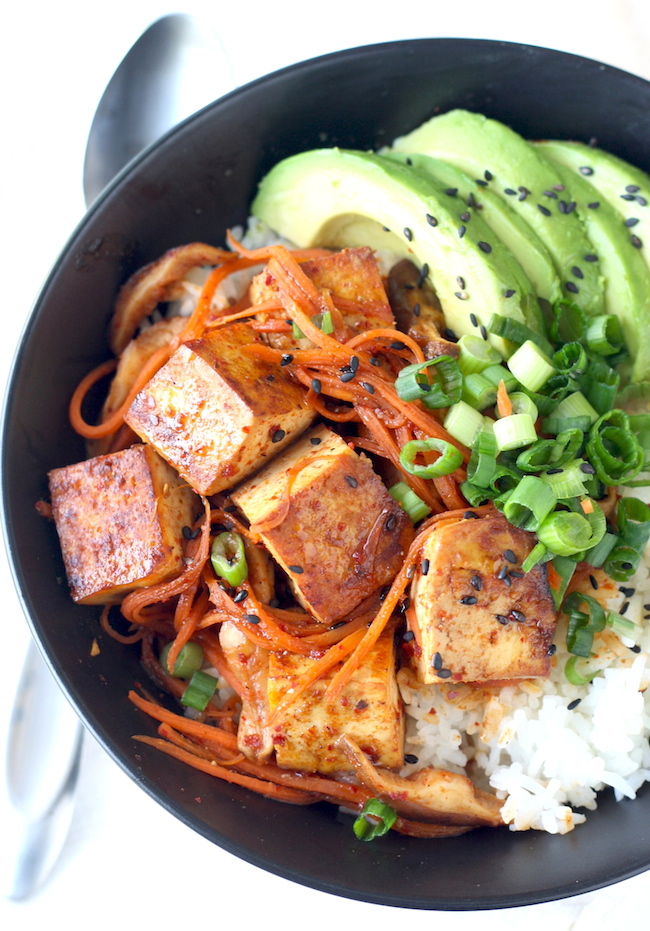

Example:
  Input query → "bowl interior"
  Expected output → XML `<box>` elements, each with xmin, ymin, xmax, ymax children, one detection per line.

<box><xmin>4</xmin><ymin>38</ymin><xmax>650</xmax><ymax>910</ymax></box>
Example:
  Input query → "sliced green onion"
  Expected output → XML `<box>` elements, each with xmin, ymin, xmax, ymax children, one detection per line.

<box><xmin>481</xmin><ymin>363</ymin><xmax>519</xmax><ymax>393</ymax></box>
<box><xmin>459</xmin><ymin>481</ymin><xmax>493</xmax><ymax>506</ymax></box>
<box><xmin>493</xmin><ymin>413</ymin><xmax>537</xmax><ymax>452</ymax></box>
<box><xmin>548</xmin><ymin>555</ymin><xmax>577</xmax><ymax>609</ymax></box>
<box><xmin>456</xmin><ymin>334</ymin><xmax>502</xmax><ymax>375</ymax></box>
<box><xmin>462</xmin><ymin>372</ymin><xmax>497</xmax><ymax>410</ymax></box>
<box><xmin>541</xmin><ymin>413</ymin><xmax>595</xmax><ymax>436</ymax></box>
<box><xmin>521</xmin><ymin>541</ymin><xmax>549</xmax><ymax>573</ymax></box>
<box><xmin>505</xmin><ymin>391</ymin><xmax>538</xmax><ymax>421</ymax></box>
<box><xmin>549</xmin><ymin>391</ymin><xmax>599</xmax><ymax>426</ymax></box>
<box><xmin>399</xmin><ymin>437</ymin><xmax>463</xmax><ymax>479</ymax></box>
<box><xmin>292</xmin><ymin>310</ymin><xmax>333</xmax><ymax>339</ymax></box>
<box><xmin>211</xmin><ymin>532</ymin><xmax>248</xmax><ymax>587</ymax></box>
<box><xmin>565</xmin><ymin>655</ymin><xmax>599</xmax><ymax>686</ymax></box>
<box><xmin>606</xmin><ymin>611</ymin><xmax>640</xmax><ymax>641</ymax></box>
<box><xmin>507</xmin><ymin>340</ymin><xmax>556</xmax><ymax>393</ymax></box>
<box><xmin>395</xmin><ymin>356</ymin><xmax>462</xmax><ymax>409</ymax></box>
<box><xmin>563</xmin><ymin>591</ymin><xmax>606</xmax><ymax>657</ymax></box>
<box><xmin>579</xmin><ymin>358</ymin><xmax>620</xmax><ymax>416</ymax></box>
<box><xmin>502</xmin><ymin>475</ymin><xmax>557</xmax><ymax>531</ymax></box>
<box><xmin>603</xmin><ymin>496</ymin><xmax>650</xmax><ymax>579</ymax></box>
<box><xmin>467</xmin><ymin>427</ymin><xmax>498</xmax><ymax>487</ymax></box>
<box><xmin>388</xmin><ymin>481</ymin><xmax>432</xmax><ymax>522</ymax></box>
<box><xmin>552</xmin><ymin>341</ymin><xmax>588</xmax><ymax>377</ymax></box>
<box><xmin>444</xmin><ymin>400</ymin><xmax>485</xmax><ymax>447</ymax></box>
<box><xmin>181</xmin><ymin>670</ymin><xmax>218</xmax><ymax>711</ymax></box>
<box><xmin>549</xmin><ymin>298</ymin><xmax>586</xmax><ymax>344</ymax></box>
<box><xmin>160</xmin><ymin>641</ymin><xmax>204</xmax><ymax>679</ymax></box>
<box><xmin>536</xmin><ymin>510</ymin><xmax>596</xmax><ymax>557</ymax></box>
<box><xmin>539</xmin><ymin>459</ymin><xmax>588</xmax><ymax>499</ymax></box>
<box><xmin>586</xmin><ymin>409</ymin><xmax>645</xmax><ymax>485</ymax></box>
<box><xmin>516</xmin><ymin>428</ymin><xmax>584</xmax><ymax>473</ymax></box>
<box><xmin>584</xmin><ymin>314</ymin><xmax>625</xmax><ymax>356</ymax></box>
<box><xmin>487</xmin><ymin>313</ymin><xmax>554</xmax><ymax>357</ymax></box>
<box><xmin>353</xmin><ymin>798</ymin><xmax>397</xmax><ymax>841</ymax></box>
<box><xmin>583</xmin><ymin>530</ymin><xmax>618</xmax><ymax>568</ymax></box>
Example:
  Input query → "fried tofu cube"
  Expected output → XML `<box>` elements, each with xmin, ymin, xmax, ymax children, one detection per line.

<box><xmin>219</xmin><ymin>621</ymin><xmax>274</xmax><ymax>763</ymax></box>
<box><xmin>125</xmin><ymin>321</ymin><xmax>315</xmax><ymax>495</ymax></box>
<box><xmin>250</xmin><ymin>247</ymin><xmax>394</xmax><ymax>351</ymax></box>
<box><xmin>267</xmin><ymin>628</ymin><xmax>404</xmax><ymax>774</ymax></box>
<box><xmin>48</xmin><ymin>444</ymin><xmax>201</xmax><ymax>604</ymax></box>
<box><xmin>408</xmin><ymin>513</ymin><xmax>557</xmax><ymax>684</ymax></box>
<box><xmin>231</xmin><ymin>424</ymin><xmax>414</xmax><ymax>624</ymax></box>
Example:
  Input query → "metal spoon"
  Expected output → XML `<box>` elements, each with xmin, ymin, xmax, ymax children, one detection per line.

<box><xmin>4</xmin><ymin>13</ymin><xmax>233</xmax><ymax>900</ymax></box>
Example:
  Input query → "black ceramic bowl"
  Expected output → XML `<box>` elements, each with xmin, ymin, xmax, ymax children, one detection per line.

<box><xmin>4</xmin><ymin>38</ymin><xmax>650</xmax><ymax>911</ymax></box>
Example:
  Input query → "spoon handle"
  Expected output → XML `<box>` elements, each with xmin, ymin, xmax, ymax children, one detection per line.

<box><xmin>3</xmin><ymin>638</ymin><xmax>83</xmax><ymax>900</ymax></box>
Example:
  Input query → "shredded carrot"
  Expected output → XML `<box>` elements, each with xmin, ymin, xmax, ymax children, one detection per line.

<box><xmin>496</xmin><ymin>378</ymin><xmax>512</xmax><ymax>418</ymax></box>
<box><xmin>581</xmin><ymin>497</ymin><xmax>595</xmax><ymax>514</ymax></box>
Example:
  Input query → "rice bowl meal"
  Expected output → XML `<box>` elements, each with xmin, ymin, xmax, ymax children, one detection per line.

<box><xmin>41</xmin><ymin>104</ymin><xmax>650</xmax><ymax>844</ymax></box>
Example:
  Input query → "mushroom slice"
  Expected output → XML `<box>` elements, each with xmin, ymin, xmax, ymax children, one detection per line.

<box><xmin>337</xmin><ymin>734</ymin><xmax>503</xmax><ymax>827</ymax></box>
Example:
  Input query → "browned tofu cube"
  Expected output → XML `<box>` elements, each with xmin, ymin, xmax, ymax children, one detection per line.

<box><xmin>408</xmin><ymin>513</ymin><xmax>557</xmax><ymax>685</ymax></box>
<box><xmin>267</xmin><ymin>628</ymin><xmax>404</xmax><ymax>774</ymax></box>
<box><xmin>250</xmin><ymin>247</ymin><xmax>394</xmax><ymax>351</ymax></box>
<box><xmin>125</xmin><ymin>321</ymin><xmax>315</xmax><ymax>495</ymax></box>
<box><xmin>231</xmin><ymin>424</ymin><xmax>414</xmax><ymax>624</ymax></box>
<box><xmin>48</xmin><ymin>444</ymin><xmax>201</xmax><ymax>604</ymax></box>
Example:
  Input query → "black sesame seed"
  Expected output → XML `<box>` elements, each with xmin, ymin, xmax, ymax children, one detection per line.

<box><xmin>454</xmin><ymin>291</ymin><xmax>468</xmax><ymax>300</ymax></box>
<box><xmin>463</xmin><ymin>510</ymin><xmax>479</xmax><ymax>519</ymax></box>
<box><xmin>567</xmin><ymin>698</ymin><xmax>582</xmax><ymax>710</ymax></box>
<box><xmin>339</xmin><ymin>369</ymin><xmax>356</xmax><ymax>383</ymax></box>
<box><xmin>311</xmin><ymin>378</ymin><xmax>322</xmax><ymax>393</ymax></box>
<box><xmin>426</xmin><ymin>214</ymin><xmax>438</xmax><ymax>227</ymax></box>
<box><xmin>233</xmin><ymin>590</ymin><xmax>249</xmax><ymax>603</ymax></box>
<box><xmin>518</xmin><ymin>186</ymin><xmax>530</xmax><ymax>201</ymax></box>
<box><xmin>504</xmin><ymin>188</ymin><xmax>517</xmax><ymax>195</ymax></box>
<box><xmin>460</xmin><ymin>595</ymin><xmax>478</xmax><ymax>605</ymax></box>
<box><xmin>630</xmin><ymin>645</ymin><xmax>642</xmax><ymax>654</ymax></box>
<box><xmin>626</xmin><ymin>184</ymin><xmax>640</xmax><ymax>193</ymax></box>
<box><xmin>537</xmin><ymin>204</ymin><xmax>551</xmax><ymax>216</ymax></box>
<box><xmin>404</xmin><ymin>227</ymin><xmax>413</xmax><ymax>241</ymax></box>
<box><xmin>310</xmin><ymin>436</ymin><xmax>322</xmax><ymax>445</ymax></box>
<box><xmin>460</xmin><ymin>211</ymin><xmax>471</xmax><ymax>222</ymax></box>
<box><xmin>558</xmin><ymin>200</ymin><xmax>568</xmax><ymax>214</ymax></box>
<box><xmin>546</xmin><ymin>467</ymin><xmax>564</xmax><ymax>475</ymax></box>
<box><xmin>437</xmin><ymin>668</ymin><xmax>452</xmax><ymax>679</ymax></box>
<box><xmin>349</xmin><ymin>355</ymin><xmax>360</xmax><ymax>373</ymax></box>
<box><xmin>588</xmin><ymin>202</ymin><xmax>600</xmax><ymax>209</ymax></box>
<box><xmin>497</xmin><ymin>566</ymin><xmax>510</xmax><ymax>580</ymax></box>
<box><xmin>566</xmin><ymin>281</ymin><xmax>579</xmax><ymax>293</ymax></box>
<box><xmin>636</xmin><ymin>196</ymin><xmax>647</xmax><ymax>206</ymax></box>
<box><xmin>478</xmin><ymin>240</ymin><xmax>492</xmax><ymax>253</ymax></box>
<box><xmin>400</xmin><ymin>597</ymin><xmax>411</xmax><ymax>613</ymax></box>
<box><xmin>580</xmin><ymin>462</ymin><xmax>596</xmax><ymax>474</ymax></box>
<box><xmin>404</xmin><ymin>753</ymin><xmax>419</xmax><ymax>764</ymax></box>
<box><xmin>190</xmin><ymin>527</ymin><xmax>201</xmax><ymax>539</ymax></box>
<box><xmin>509</xmin><ymin>570</ymin><xmax>524</xmax><ymax>579</ymax></box>
<box><xmin>621</xmin><ymin>601</ymin><xmax>630</xmax><ymax>615</ymax></box>
<box><xmin>287</xmin><ymin>565</ymin><xmax>304</xmax><ymax>573</ymax></box>
<box><xmin>495</xmin><ymin>614</ymin><xmax>510</xmax><ymax>625</ymax></box>
<box><xmin>548</xmin><ymin>643</ymin><xmax>557</xmax><ymax>656</ymax></box>
<box><xmin>484</xmin><ymin>169</ymin><xmax>493</xmax><ymax>181</ymax></box>
<box><xmin>182</xmin><ymin>525</ymin><xmax>192</xmax><ymax>540</ymax></box>
<box><xmin>589</xmin><ymin>575</ymin><xmax>599</xmax><ymax>590</ymax></box>
<box><xmin>457</xmin><ymin>275</ymin><xmax>466</xmax><ymax>289</ymax></box>
<box><xmin>403</xmin><ymin>630</ymin><xmax>415</xmax><ymax>642</ymax></box>
<box><xmin>331</xmin><ymin>621</ymin><xmax>347</xmax><ymax>629</ymax></box>
<box><xmin>622</xmin><ymin>562</ymin><xmax>633</xmax><ymax>570</ymax></box>
<box><xmin>280</xmin><ymin>353</ymin><xmax>293</xmax><ymax>365</ymax></box>
<box><xmin>511</xmin><ymin>610</ymin><xmax>526</xmax><ymax>623</ymax></box>
<box><xmin>244</xmin><ymin>614</ymin><xmax>261</xmax><ymax>624</ymax></box>
<box><xmin>458</xmin><ymin>225</ymin><xmax>466</xmax><ymax>238</ymax></box>
<box><xmin>565</xmin><ymin>201</ymin><xmax>577</xmax><ymax>214</ymax></box>
<box><xmin>625</xmin><ymin>217</ymin><xmax>640</xmax><ymax>227</ymax></box>
<box><xmin>480</xmin><ymin>325</ymin><xmax>488</xmax><ymax>340</ymax></box>
<box><xmin>345</xmin><ymin>475</ymin><xmax>358</xmax><ymax>489</ymax></box>
<box><xmin>470</xmin><ymin>575</ymin><xmax>483</xmax><ymax>590</ymax></box>
<box><xmin>579</xmin><ymin>166</ymin><xmax>594</xmax><ymax>175</ymax></box>
<box><xmin>584</xmin><ymin>254</ymin><xmax>598</xmax><ymax>262</ymax></box>
<box><xmin>544</xmin><ymin>189</ymin><xmax>558</xmax><ymax>199</ymax></box>
<box><xmin>443</xmin><ymin>328</ymin><xmax>458</xmax><ymax>341</ymax></box>
<box><xmin>504</xmin><ymin>289</ymin><xmax>516</xmax><ymax>298</ymax></box>
<box><xmin>621</xmin><ymin>193</ymin><xmax>636</xmax><ymax>201</ymax></box>
<box><xmin>385</xmin><ymin>514</ymin><xmax>397</xmax><ymax>532</ymax></box>
<box><xmin>470</xmin><ymin>312</ymin><xmax>478</xmax><ymax>327</ymax></box>
<box><xmin>553</xmin><ymin>184</ymin><xmax>565</xmax><ymax>192</ymax></box>
<box><xmin>271</xmin><ymin>429</ymin><xmax>285</xmax><ymax>443</ymax></box>
<box><xmin>631</xmin><ymin>234</ymin><xmax>643</xmax><ymax>248</ymax></box>
<box><xmin>361</xmin><ymin>381</ymin><xmax>375</xmax><ymax>394</ymax></box>
<box><xmin>421</xmin><ymin>558</ymin><xmax>430</xmax><ymax>576</ymax></box>
<box><xmin>418</xmin><ymin>263</ymin><xmax>430</xmax><ymax>285</ymax></box>
<box><xmin>504</xmin><ymin>549</ymin><xmax>517</xmax><ymax>564</ymax></box>
<box><xmin>619</xmin><ymin>586</ymin><xmax>635</xmax><ymax>597</ymax></box>
<box><xmin>432</xmin><ymin>652</ymin><xmax>443</xmax><ymax>670</ymax></box>
<box><xmin>413</xmin><ymin>303</ymin><xmax>421</xmax><ymax>317</ymax></box>
<box><xmin>390</xmin><ymin>340</ymin><xmax>406</xmax><ymax>350</ymax></box>
<box><xmin>572</xmin><ymin>266</ymin><xmax>584</xmax><ymax>279</ymax></box>
<box><xmin>445</xmin><ymin>187</ymin><xmax>458</xmax><ymax>197</ymax></box>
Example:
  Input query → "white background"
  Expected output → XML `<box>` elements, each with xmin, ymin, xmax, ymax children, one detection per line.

<box><xmin>3</xmin><ymin>0</ymin><xmax>650</xmax><ymax>927</ymax></box>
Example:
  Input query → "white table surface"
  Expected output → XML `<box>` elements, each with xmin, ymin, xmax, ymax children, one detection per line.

<box><xmin>3</xmin><ymin>1</ymin><xmax>650</xmax><ymax>926</ymax></box>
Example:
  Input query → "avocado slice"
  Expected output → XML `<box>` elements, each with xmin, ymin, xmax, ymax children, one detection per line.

<box><xmin>532</xmin><ymin>150</ymin><xmax>650</xmax><ymax>383</ymax></box>
<box><xmin>384</xmin><ymin>151</ymin><xmax>561</xmax><ymax>307</ymax></box>
<box><xmin>251</xmin><ymin>147</ymin><xmax>543</xmax><ymax>353</ymax></box>
<box><xmin>534</xmin><ymin>139</ymin><xmax>650</xmax><ymax>271</ymax></box>
<box><xmin>391</xmin><ymin>109</ymin><xmax>605</xmax><ymax>316</ymax></box>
